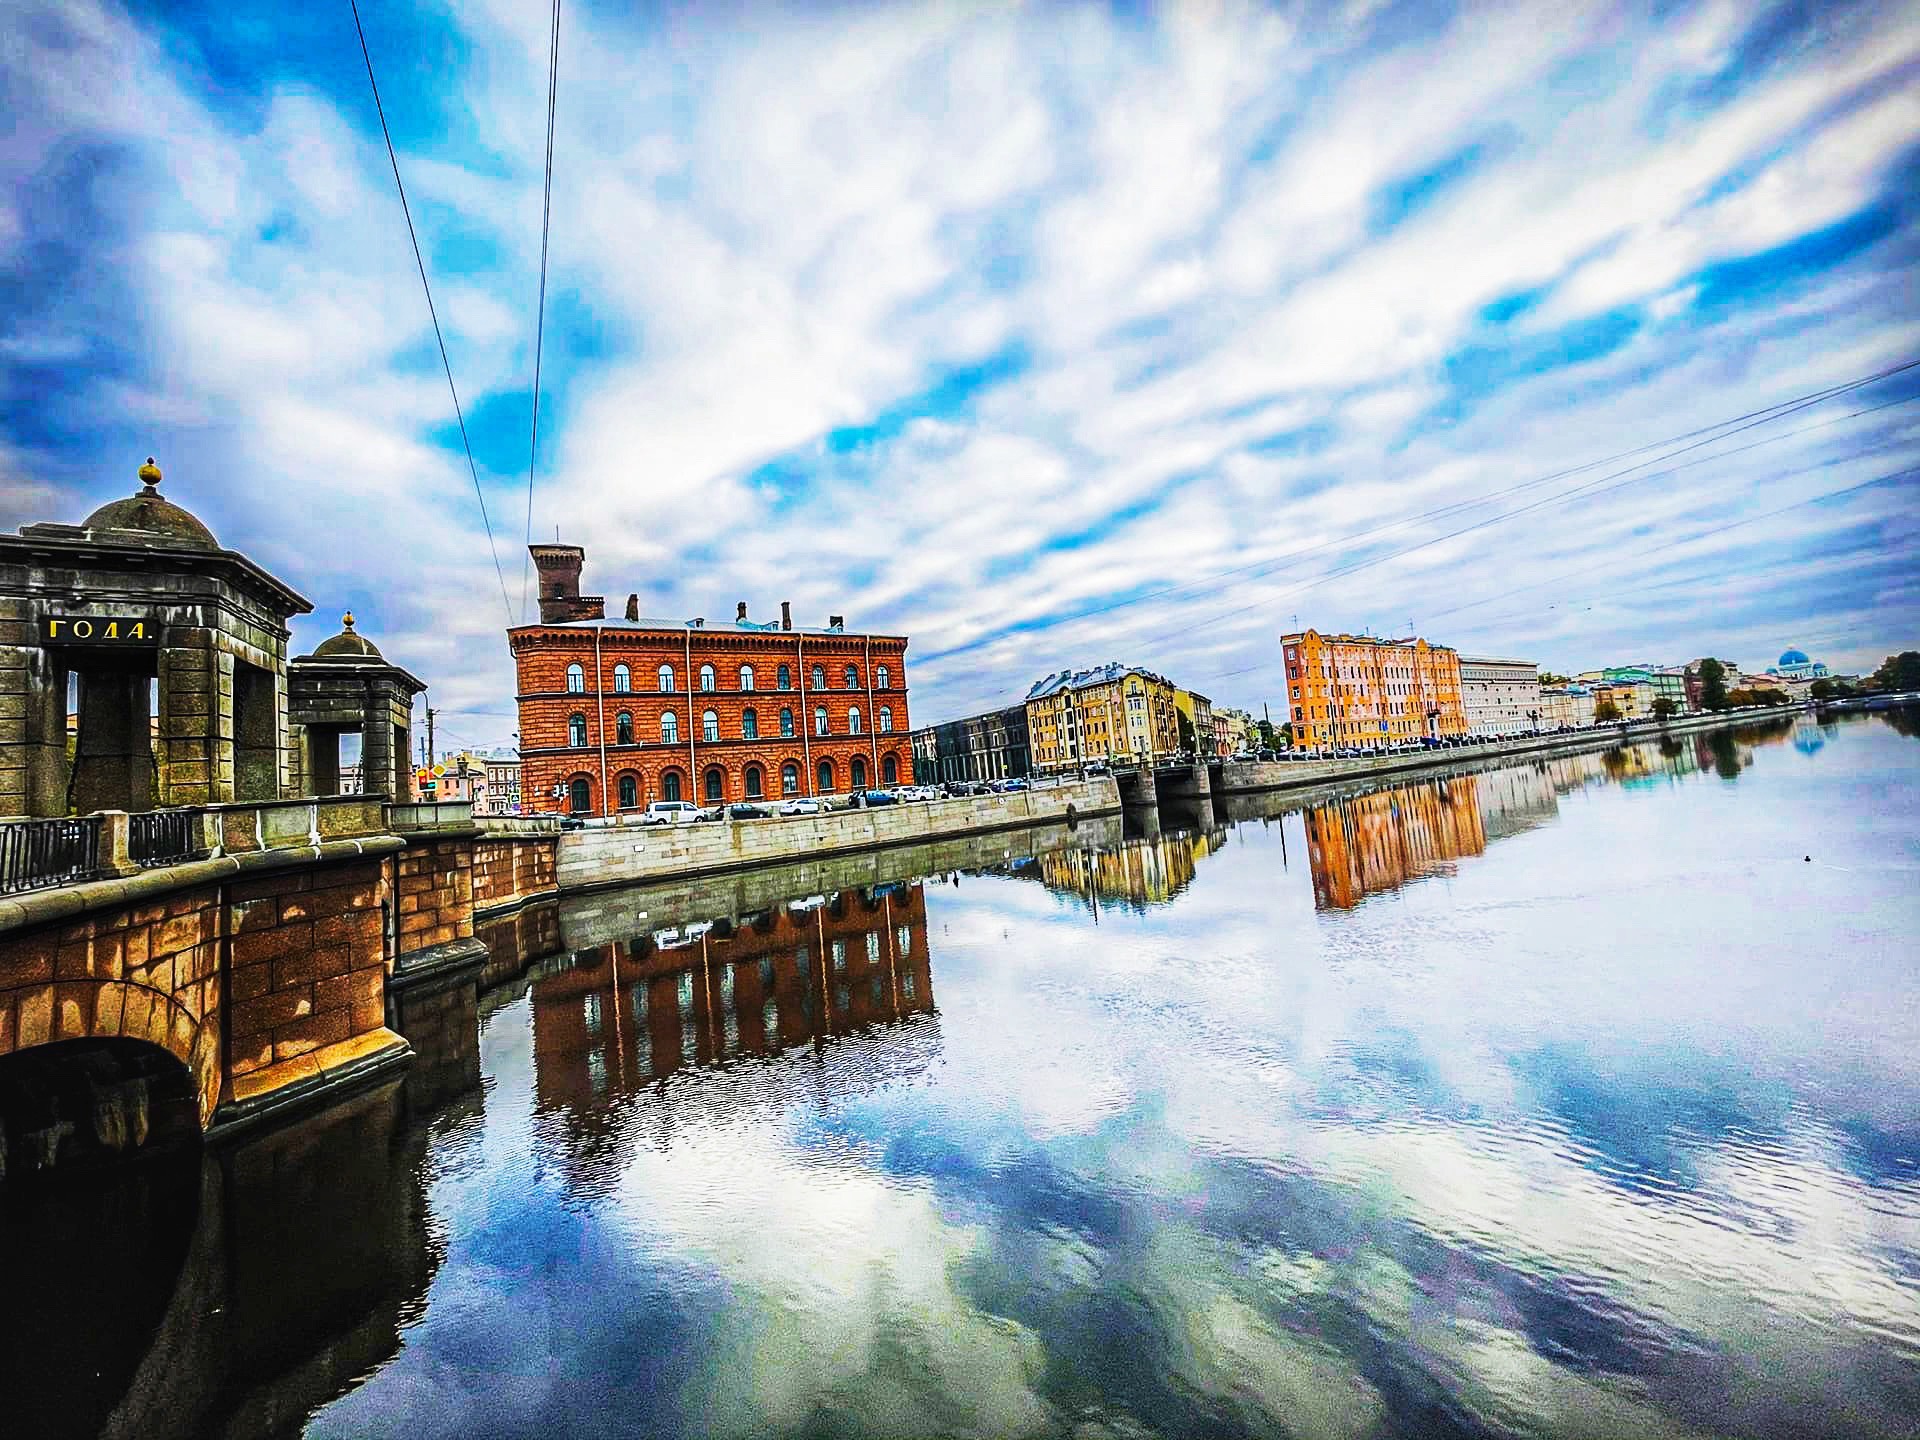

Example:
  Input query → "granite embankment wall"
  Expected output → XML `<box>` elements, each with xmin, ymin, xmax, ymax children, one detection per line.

<box><xmin>1217</xmin><ymin>709</ymin><xmax>1786</xmax><ymax>795</ymax></box>
<box><xmin>555</xmin><ymin>778</ymin><xmax>1120</xmax><ymax>893</ymax></box>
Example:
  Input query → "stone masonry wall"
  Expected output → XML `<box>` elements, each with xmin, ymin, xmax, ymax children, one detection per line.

<box><xmin>395</xmin><ymin>839</ymin><xmax>474</xmax><ymax>955</ymax></box>
<box><xmin>471</xmin><ymin>836</ymin><xmax>558</xmax><ymax>916</ymax></box>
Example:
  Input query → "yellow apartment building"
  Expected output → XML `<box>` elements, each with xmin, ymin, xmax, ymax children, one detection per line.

<box><xmin>1026</xmin><ymin>664</ymin><xmax>1180</xmax><ymax>771</ymax></box>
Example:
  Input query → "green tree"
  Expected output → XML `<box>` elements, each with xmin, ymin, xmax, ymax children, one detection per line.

<box><xmin>1871</xmin><ymin>650</ymin><xmax>1920</xmax><ymax>693</ymax></box>
<box><xmin>1594</xmin><ymin>699</ymin><xmax>1622</xmax><ymax>723</ymax></box>
<box><xmin>1539</xmin><ymin>671</ymin><xmax>1569</xmax><ymax>687</ymax></box>
<box><xmin>1651</xmin><ymin>696</ymin><xmax>1677</xmax><ymax>721</ymax></box>
<box><xmin>1698</xmin><ymin>657</ymin><xmax>1729</xmax><ymax>711</ymax></box>
<box><xmin>1809</xmin><ymin>678</ymin><xmax>1834</xmax><ymax>701</ymax></box>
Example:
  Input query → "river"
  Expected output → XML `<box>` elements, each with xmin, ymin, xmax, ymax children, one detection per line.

<box><xmin>5</xmin><ymin>710</ymin><xmax>1917</xmax><ymax>1439</ymax></box>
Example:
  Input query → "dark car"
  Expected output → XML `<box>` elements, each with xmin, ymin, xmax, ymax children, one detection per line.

<box><xmin>851</xmin><ymin>789</ymin><xmax>899</xmax><ymax>807</ymax></box>
<box><xmin>728</xmin><ymin>802</ymin><xmax>773</xmax><ymax>820</ymax></box>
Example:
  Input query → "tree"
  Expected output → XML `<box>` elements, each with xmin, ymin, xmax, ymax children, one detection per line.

<box><xmin>1539</xmin><ymin>671</ymin><xmax>1569</xmax><ymax>687</ymax></box>
<box><xmin>1594</xmin><ymin>699</ymin><xmax>1622</xmax><ymax>723</ymax></box>
<box><xmin>1698</xmin><ymin>657</ymin><xmax>1729</xmax><ymax>711</ymax></box>
<box><xmin>1651</xmin><ymin>696</ymin><xmax>1677</xmax><ymax>721</ymax></box>
<box><xmin>1810</xmin><ymin>678</ymin><xmax>1835</xmax><ymax>701</ymax></box>
<box><xmin>1871</xmin><ymin>650</ymin><xmax>1920</xmax><ymax>693</ymax></box>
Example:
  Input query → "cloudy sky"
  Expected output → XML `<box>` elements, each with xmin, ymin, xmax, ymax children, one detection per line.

<box><xmin>3</xmin><ymin>0</ymin><xmax>1916</xmax><ymax>746</ymax></box>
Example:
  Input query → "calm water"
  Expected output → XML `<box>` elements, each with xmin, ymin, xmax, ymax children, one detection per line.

<box><xmin>6</xmin><ymin>713</ymin><xmax>1919</xmax><ymax>1439</ymax></box>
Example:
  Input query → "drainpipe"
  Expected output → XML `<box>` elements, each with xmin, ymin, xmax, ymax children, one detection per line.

<box><xmin>798</xmin><ymin>634</ymin><xmax>813</xmax><ymax>794</ymax></box>
<box><xmin>595</xmin><ymin>627</ymin><xmax>609</xmax><ymax>817</ymax></box>
<box><xmin>684</xmin><ymin>627</ymin><xmax>697</xmax><ymax>803</ymax></box>
<box><xmin>864</xmin><ymin>634</ymin><xmax>879</xmax><ymax>780</ymax></box>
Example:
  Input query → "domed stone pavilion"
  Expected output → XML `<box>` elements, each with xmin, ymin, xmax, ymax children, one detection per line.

<box><xmin>287</xmin><ymin>612</ymin><xmax>425</xmax><ymax>800</ymax></box>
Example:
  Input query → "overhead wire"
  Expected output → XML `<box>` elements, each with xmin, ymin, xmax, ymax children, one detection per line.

<box><xmin>348</xmin><ymin>0</ymin><xmax>515</xmax><ymax>628</ymax></box>
<box><xmin>521</xmin><ymin>0</ymin><xmax>563</xmax><ymax>624</ymax></box>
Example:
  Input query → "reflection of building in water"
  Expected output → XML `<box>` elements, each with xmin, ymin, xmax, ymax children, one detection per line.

<box><xmin>1471</xmin><ymin>763</ymin><xmax>1564</xmax><ymax>841</ymax></box>
<box><xmin>1306</xmin><ymin>776</ymin><xmax>1487</xmax><ymax>910</ymax></box>
<box><xmin>531</xmin><ymin>884</ymin><xmax>934</xmax><ymax>1122</ymax></box>
<box><xmin>1030</xmin><ymin>827</ymin><xmax>1224</xmax><ymax>910</ymax></box>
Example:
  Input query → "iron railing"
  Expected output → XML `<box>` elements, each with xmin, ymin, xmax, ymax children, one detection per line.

<box><xmin>129</xmin><ymin>809</ymin><xmax>205</xmax><ymax>868</ymax></box>
<box><xmin>0</xmin><ymin>816</ymin><xmax>103</xmax><ymax>894</ymax></box>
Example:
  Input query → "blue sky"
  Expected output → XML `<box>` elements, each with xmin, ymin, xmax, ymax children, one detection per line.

<box><xmin>2</xmin><ymin>0</ymin><xmax>1916</xmax><ymax>744</ymax></box>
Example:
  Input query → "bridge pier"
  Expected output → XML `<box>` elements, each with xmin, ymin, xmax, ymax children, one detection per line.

<box><xmin>1116</xmin><ymin>767</ymin><xmax>1159</xmax><ymax>807</ymax></box>
<box><xmin>1155</xmin><ymin>762</ymin><xmax>1212</xmax><ymax>801</ymax></box>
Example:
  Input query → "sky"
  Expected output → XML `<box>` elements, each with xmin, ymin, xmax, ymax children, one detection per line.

<box><xmin>2</xmin><ymin>0</ymin><xmax>1916</xmax><ymax>748</ymax></box>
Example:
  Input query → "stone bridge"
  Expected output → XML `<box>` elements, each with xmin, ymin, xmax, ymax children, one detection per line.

<box><xmin>0</xmin><ymin>798</ymin><xmax>556</xmax><ymax>1180</ymax></box>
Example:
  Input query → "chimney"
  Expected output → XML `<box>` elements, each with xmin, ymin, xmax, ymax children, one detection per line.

<box><xmin>780</xmin><ymin>601</ymin><xmax>792</xmax><ymax>631</ymax></box>
<box><xmin>736</xmin><ymin>601</ymin><xmax>748</xmax><ymax>622</ymax></box>
<box><xmin>625</xmin><ymin>593</ymin><xmax>639</xmax><ymax>622</ymax></box>
<box><xmin>527</xmin><ymin>543</ymin><xmax>604</xmax><ymax>623</ymax></box>
<box><xmin>829</xmin><ymin>614</ymin><xmax>845</xmax><ymax>630</ymax></box>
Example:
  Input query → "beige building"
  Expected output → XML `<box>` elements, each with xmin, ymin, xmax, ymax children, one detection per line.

<box><xmin>1541</xmin><ymin>685</ymin><xmax>1596</xmax><ymax>727</ymax></box>
<box><xmin>1026</xmin><ymin>664</ymin><xmax>1180</xmax><ymax>771</ymax></box>
<box><xmin>1459</xmin><ymin>656</ymin><xmax>1542</xmax><ymax>736</ymax></box>
<box><xmin>1173</xmin><ymin>689</ymin><xmax>1215</xmax><ymax>757</ymax></box>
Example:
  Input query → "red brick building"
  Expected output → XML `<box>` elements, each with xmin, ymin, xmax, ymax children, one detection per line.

<box><xmin>511</xmin><ymin>545</ymin><xmax>912</xmax><ymax>816</ymax></box>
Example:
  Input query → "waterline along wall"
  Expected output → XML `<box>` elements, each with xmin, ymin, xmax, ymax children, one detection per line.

<box><xmin>554</xmin><ymin>777</ymin><xmax>1120</xmax><ymax>892</ymax></box>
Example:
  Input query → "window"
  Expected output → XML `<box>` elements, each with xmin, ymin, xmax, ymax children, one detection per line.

<box><xmin>566</xmin><ymin>663</ymin><xmax>585</xmax><ymax>693</ymax></box>
<box><xmin>740</xmin><ymin>665</ymin><xmax>755</xmax><ymax>691</ymax></box>
<box><xmin>882</xmin><ymin>754</ymin><xmax>898</xmax><ymax>784</ymax></box>
<box><xmin>832</xmin><ymin>939</ymin><xmax>846</xmax><ymax>972</ymax></box>
<box><xmin>814</xmin><ymin>706</ymin><xmax>829</xmax><ymax>736</ymax></box>
<box><xmin>876</xmin><ymin>665</ymin><xmax>890</xmax><ymax>690</ymax></box>
<box><xmin>811</xmin><ymin>665</ymin><xmax>825</xmax><ymax>690</ymax></box>
<box><xmin>780</xmin><ymin>706</ymin><xmax>795</xmax><ymax>737</ymax></box>
<box><xmin>817</xmin><ymin>758</ymin><xmax>834</xmax><ymax>793</ymax></box>
<box><xmin>742</xmin><ymin>707</ymin><xmax>758</xmax><ymax>739</ymax></box>
<box><xmin>616</xmin><ymin>711</ymin><xmax>633</xmax><ymax>745</ymax></box>
<box><xmin>699</xmin><ymin>664</ymin><xmax>716</xmax><ymax>691</ymax></box>
<box><xmin>851</xmin><ymin>757</ymin><xmax>867</xmax><ymax>789</ymax></box>
<box><xmin>702</xmin><ymin>709</ymin><xmax>719</xmax><ymax>742</ymax></box>
<box><xmin>661</xmin><ymin>769</ymin><xmax>683</xmax><ymax>802</ymax></box>
<box><xmin>844</xmin><ymin>665</ymin><xmax>858</xmax><ymax>689</ymax></box>
<box><xmin>658</xmin><ymin>665</ymin><xmax>675</xmax><ymax>692</ymax></box>
<box><xmin>614</xmin><ymin>664</ymin><xmax>631</xmax><ymax>693</ymax></box>
<box><xmin>896</xmin><ymin>924</ymin><xmax>911</xmax><ymax>955</ymax></box>
<box><xmin>782</xmin><ymin>762</ymin><xmax>800</xmax><ymax>796</ymax></box>
<box><xmin>703</xmin><ymin>766</ymin><xmax>724</xmax><ymax>802</ymax></box>
<box><xmin>569</xmin><ymin>713</ymin><xmax>587</xmax><ymax>748</ymax></box>
<box><xmin>866</xmin><ymin>932</ymin><xmax>880</xmax><ymax>965</ymax></box>
<box><xmin>778</xmin><ymin>664</ymin><xmax>792</xmax><ymax>691</ymax></box>
<box><xmin>661</xmin><ymin>711</ymin><xmax>679</xmax><ymax>744</ymax></box>
<box><xmin>568</xmin><ymin>776</ymin><xmax>590</xmax><ymax>814</ymax></box>
<box><xmin>744</xmin><ymin>764</ymin><xmax>764</xmax><ymax>799</ymax></box>
<box><xmin>849</xmin><ymin>706</ymin><xmax>863</xmax><ymax>735</ymax></box>
<box><xmin>879</xmin><ymin>706</ymin><xmax>893</xmax><ymax>733</ymax></box>
<box><xmin>618</xmin><ymin>773</ymin><xmax>638</xmax><ymax>809</ymax></box>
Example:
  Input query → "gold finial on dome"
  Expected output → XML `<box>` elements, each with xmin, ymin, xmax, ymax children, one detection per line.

<box><xmin>137</xmin><ymin>456</ymin><xmax>162</xmax><ymax>491</ymax></box>
<box><xmin>342</xmin><ymin>611</ymin><xmax>356</xmax><ymax>631</ymax></box>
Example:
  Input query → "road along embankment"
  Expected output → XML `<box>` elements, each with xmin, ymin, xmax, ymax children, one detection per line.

<box><xmin>1217</xmin><ymin>708</ymin><xmax>1794</xmax><ymax>795</ymax></box>
<box><xmin>555</xmin><ymin>777</ymin><xmax>1121</xmax><ymax>893</ymax></box>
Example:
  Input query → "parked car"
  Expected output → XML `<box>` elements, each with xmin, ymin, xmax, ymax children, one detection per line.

<box><xmin>642</xmin><ymin>800</ymin><xmax>702</xmax><ymax>825</ymax></box>
<box><xmin>778</xmin><ymin>797</ymin><xmax>822</xmax><ymax>816</ymax></box>
<box><xmin>851</xmin><ymin>789</ymin><xmax>899</xmax><ymax>807</ymax></box>
<box><xmin>1085</xmin><ymin>761</ymin><xmax>1110</xmax><ymax>776</ymax></box>
<box><xmin>727</xmin><ymin>802</ymin><xmax>773</xmax><ymax>820</ymax></box>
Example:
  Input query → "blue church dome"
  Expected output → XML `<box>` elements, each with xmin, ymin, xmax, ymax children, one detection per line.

<box><xmin>1779</xmin><ymin>648</ymin><xmax>1810</xmax><ymax>667</ymax></box>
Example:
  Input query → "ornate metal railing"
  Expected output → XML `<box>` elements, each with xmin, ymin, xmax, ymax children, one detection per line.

<box><xmin>128</xmin><ymin>809</ymin><xmax>206</xmax><ymax>869</ymax></box>
<box><xmin>0</xmin><ymin>816</ymin><xmax>103</xmax><ymax>894</ymax></box>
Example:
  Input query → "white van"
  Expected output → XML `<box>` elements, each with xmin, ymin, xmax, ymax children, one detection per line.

<box><xmin>642</xmin><ymin>800</ymin><xmax>701</xmax><ymax>826</ymax></box>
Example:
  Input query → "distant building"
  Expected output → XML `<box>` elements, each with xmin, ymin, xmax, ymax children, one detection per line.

<box><xmin>1579</xmin><ymin>665</ymin><xmax>1685</xmax><ymax>717</ymax></box>
<box><xmin>1459</xmin><ymin>656</ymin><xmax>1542</xmax><ymax>735</ymax></box>
<box><xmin>1025</xmin><ymin>664</ymin><xmax>1179</xmax><ymax>771</ymax></box>
<box><xmin>1541</xmin><ymin>684</ymin><xmax>1595</xmax><ymax>728</ymax></box>
<box><xmin>1173</xmin><ymin>688</ymin><xmax>1215</xmax><ymax>756</ymax></box>
<box><xmin>480</xmin><ymin>747</ymin><xmax>522</xmax><ymax>815</ymax></box>
<box><xmin>1215</xmin><ymin>706</ymin><xmax>1258</xmax><ymax>754</ymax></box>
<box><xmin>1282</xmin><ymin>630</ymin><xmax>1467</xmax><ymax>750</ymax></box>
<box><xmin>1768</xmin><ymin>647</ymin><xmax>1829</xmax><ymax>682</ymax></box>
<box><xmin>909</xmin><ymin>703</ymin><xmax>1030</xmax><ymax>785</ymax></box>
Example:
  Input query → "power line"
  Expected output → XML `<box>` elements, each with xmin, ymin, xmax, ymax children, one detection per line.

<box><xmin>349</xmin><ymin>0</ymin><xmax>515</xmax><ymax>628</ymax></box>
<box><xmin>521</xmin><ymin>0</ymin><xmax>563</xmax><ymax>624</ymax></box>
<box><xmin>916</xmin><ymin>356</ymin><xmax>1920</xmax><ymax>667</ymax></box>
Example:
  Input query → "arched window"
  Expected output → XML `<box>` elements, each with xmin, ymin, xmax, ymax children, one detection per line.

<box><xmin>817</xmin><ymin>758</ymin><xmax>835</xmax><ymax>793</ymax></box>
<box><xmin>699</xmin><ymin>664</ymin><xmax>716</xmax><ymax>692</ymax></box>
<box><xmin>613</xmin><ymin>664</ymin><xmax>631</xmax><ymax>693</ymax></box>
<box><xmin>876</xmin><ymin>665</ymin><xmax>890</xmax><ymax>690</ymax></box>
<box><xmin>742</xmin><ymin>707</ymin><xmax>758</xmax><ymax>739</ymax></box>
<box><xmin>702</xmin><ymin>709</ymin><xmax>719</xmax><ymax>742</ymax></box>
<box><xmin>618</xmin><ymin>773</ymin><xmax>639</xmax><ymax>810</ymax></box>
<box><xmin>568</xmin><ymin>776</ymin><xmax>591</xmax><ymax>814</ymax></box>
<box><xmin>811</xmin><ymin>665</ymin><xmax>825</xmax><ymax>690</ymax></box>
<box><xmin>658</xmin><ymin>664</ymin><xmax>675</xmax><ymax>692</ymax></box>
<box><xmin>851</xmin><ymin>757</ymin><xmax>867</xmax><ymax>790</ymax></box>
<box><xmin>661</xmin><ymin>769</ymin><xmax>683</xmax><ymax>802</ymax></box>
<box><xmin>778</xmin><ymin>664</ymin><xmax>792</xmax><ymax>691</ymax></box>
<box><xmin>882</xmin><ymin>754</ymin><xmax>898</xmax><ymax>784</ymax></box>
<box><xmin>814</xmin><ymin>706</ymin><xmax>829</xmax><ymax>736</ymax></box>
<box><xmin>740</xmin><ymin>665</ymin><xmax>755</xmax><ymax>691</ymax></box>
<box><xmin>744</xmin><ymin>764</ymin><xmax>764</xmax><ymax>799</ymax></box>
<box><xmin>703</xmin><ymin>766</ymin><xmax>725</xmax><ymax>802</ymax></box>
<box><xmin>616</xmin><ymin>711</ymin><xmax>633</xmax><ymax>745</ymax></box>
<box><xmin>781</xmin><ymin>762</ymin><xmax>800</xmax><ymax>796</ymax></box>
<box><xmin>569</xmin><ymin>713</ymin><xmax>587</xmax><ymax>748</ymax></box>
<box><xmin>879</xmin><ymin>706</ymin><xmax>893</xmax><ymax>733</ymax></box>
<box><xmin>566</xmin><ymin>663</ymin><xmax>585</xmax><ymax>693</ymax></box>
<box><xmin>661</xmin><ymin>712</ymin><xmax>679</xmax><ymax>744</ymax></box>
<box><xmin>844</xmin><ymin>665</ymin><xmax>859</xmax><ymax>689</ymax></box>
<box><xmin>780</xmin><ymin>706</ymin><xmax>795</xmax><ymax>737</ymax></box>
<box><xmin>849</xmin><ymin>706</ymin><xmax>863</xmax><ymax>735</ymax></box>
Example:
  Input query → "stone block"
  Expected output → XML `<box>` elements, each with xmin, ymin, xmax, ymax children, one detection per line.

<box><xmin>352</xmin><ymin>996</ymin><xmax>386</xmax><ymax>1034</ymax></box>
<box><xmin>314</xmin><ymin>972</ymin><xmax>354</xmax><ymax>1015</ymax></box>
<box><xmin>152</xmin><ymin>911</ymin><xmax>207</xmax><ymax>959</ymax></box>
<box><xmin>231</xmin><ymin>987</ymin><xmax>312</xmax><ymax>1040</ymax></box>
<box><xmin>17</xmin><ymin>985</ymin><xmax>53</xmax><ymax>1048</ymax></box>
<box><xmin>0</xmin><ymin>935</ymin><xmax>55</xmax><ymax>990</ymax></box>
<box><xmin>231</xmin><ymin>871</ymin><xmax>308</xmax><ymax>903</ymax></box>
<box><xmin>229</xmin><ymin>897</ymin><xmax>278</xmax><ymax>934</ymax></box>
<box><xmin>275</xmin><ymin>1006</ymin><xmax>350</xmax><ymax>1060</ymax></box>
<box><xmin>0</xmin><ymin>1000</ymin><xmax>12</xmax><ymax>1055</ymax></box>
<box><xmin>230</xmin><ymin>961</ymin><xmax>270</xmax><ymax>1002</ymax></box>
<box><xmin>232</xmin><ymin>921</ymin><xmax>312</xmax><ymax>968</ymax></box>
<box><xmin>55</xmin><ymin>983</ymin><xmax>90</xmax><ymax>1040</ymax></box>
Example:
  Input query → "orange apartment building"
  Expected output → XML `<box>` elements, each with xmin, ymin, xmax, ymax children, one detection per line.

<box><xmin>512</xmin><ymin>545</ymin><xmax>911</xmax><ymax>816</ymax></box>
<box><xmin>1281</xmin><ymin>630</ymin><xmax>1467</xmax><ymax>750</ymax></box>
<box><xmin>1304</xmin><ymin>776</ymin><xmax>1487</xmax><ymax>910</ymax></box>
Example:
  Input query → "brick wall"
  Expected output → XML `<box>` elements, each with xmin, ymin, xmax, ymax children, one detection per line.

<box><xmin>395</xmin><ymin>839</ymin><xmax>474</xmax><ymax>954</ymax></box>
<box><xmin>471</xmin><ymin>836</ymin><xmax>557</xmax><ymax>915</ymax></box>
